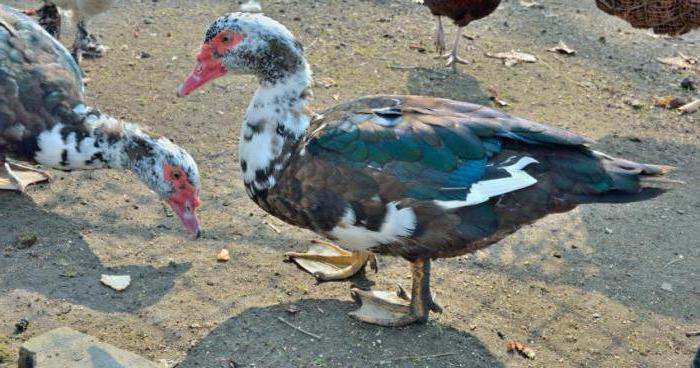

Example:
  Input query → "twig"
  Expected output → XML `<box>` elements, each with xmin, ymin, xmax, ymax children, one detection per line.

<box><xmin>378</xmin><ymin>352</ymin><xmax>457</xmax><ymax>365</ymax></box>
<box><xmin>663</xmin><ymin>255</ymin><xmax>684</xmax><ymax>269</ymax></box>
<box><xmin>263</xmin><ymin>220</ymin><xmax>281</xmax><ymax>233</ymax></box>
<box><xmin>276</xmin><ymin>316</ymin><xmax>321</xmax><ymax>340</ymax></box>
<box><xmin>686</xmin><ymin>331</ymin><xmax>700</xmax><ymax>337</ymax></box>
<box><xmin>539</xmin><ymin>56</ymin><xmax>589</xmax><ymax>90</ymax></box>
<box><xmin>388</xmin><ymin>64</ymin><xmax>420</xmax><ymax>70</ymax></box>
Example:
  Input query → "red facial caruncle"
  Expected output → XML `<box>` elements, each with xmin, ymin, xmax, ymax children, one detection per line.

<box><xmin>176</xmin><ymin>30</ymin><xmax>245</xmax><ymax>97</ymax></box>
<box><xmin>164</xmin><ymin>163</ymin><xmax>201</xmax><ymax>238</ymax></box>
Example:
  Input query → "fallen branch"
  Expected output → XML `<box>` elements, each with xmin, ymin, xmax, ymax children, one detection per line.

<box><xmin>663</xmin><ymin>255</ymin><xmax>684</xmax><ymax>269</ymax></box>
<box><xmin>378</xmin><ymin>352</ymin><xmax>457</xmax><ymax>365</ymax></box>
<box><xmin>276</xmin><ymin>316</ymin><xmax>322</xmax><ymax>340</ymax></box>
<box><xmin>686</xmin><ymin>331</ymin><xmax>700</xmax><ymax>337</ymax></box>
<box><xmin>263</xmin><ymin>220</ymin><xmax>281</xmax><ymax>233</ymax></box>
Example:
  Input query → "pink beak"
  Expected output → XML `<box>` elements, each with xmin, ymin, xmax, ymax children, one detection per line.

<box><xmin>169</xmin><ymin>200</ymin><xmax>201</xmax><ymax>239</ymax></box>
<box><xmin>177</xmin><ymin>44</ymin><xmax>227</xmax><ymax>97</ymax></box>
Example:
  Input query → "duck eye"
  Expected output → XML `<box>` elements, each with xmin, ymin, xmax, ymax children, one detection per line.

<box><xmin>221</xmin><ymin>35</ymin><xmax>230</xmax><ymax>43</ymax></box>
<box><xmin>172</xmin><ymin>171</ymin><xmax>181</xmax><ymax>180</ymax></box>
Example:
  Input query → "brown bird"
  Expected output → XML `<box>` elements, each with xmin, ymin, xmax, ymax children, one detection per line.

<box><xmin>596</xmin><ymin>0</ymin><xmax>700</xmax><ymax>35</ymax></box>
<box><xmin>176</xmin><ymin>13</ymin><xmax>678</xmax><ymax>326</ymax></box>
<box><xmin>422</xmin><ymin>0</ymin><xmax>501</xmax><ymax>69</ymax></box>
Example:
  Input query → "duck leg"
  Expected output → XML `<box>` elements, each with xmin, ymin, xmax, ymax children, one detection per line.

<box><xmin>0</xmin><ymin>158</ymin><xmax>50</xmax><ymax>192</ymax></box>
<box><xmin>441</xmin><ymin>26</ymin><xmax>469</xmax><ymax>70</ymax></box>
<box><xmin>286</xmin><ymin>239</ymin><xmax>377</xmax><ymax>281</ymax></box>
<box><xmin>433</xmin><ymin>16</ymin><xmax>446</xmax><ymax>57</ymax></box>
<box><xmin>349</xmin><ymin>259</ymin><xmax>442</xmax><ymax>327</ymax></box>
<box><xmin>72</xmin><ymin>20</ymin><xmax>107</xmax><ymax>64</ymax></box>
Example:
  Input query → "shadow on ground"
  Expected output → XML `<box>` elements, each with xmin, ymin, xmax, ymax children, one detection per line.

<box><xmin>442</xmin><ymin>135</ymin><xmax>700</xmax><ymax>321</ymax></box>
<box><xmin>0</xmin><ymin>193</ymin><xmax>191</xmax><ymax>313</ymax></box>
<box><xmin>176</xmin><ymin>299</ymin><xmax>502</xmax><ymax>368</ymax></box>
<box><xmin>406</xmin><ymin>67</ymin><xmax>491</xmax><ymax>104</ymax></box>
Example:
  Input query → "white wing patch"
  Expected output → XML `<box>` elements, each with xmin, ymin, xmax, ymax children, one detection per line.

<box><xmin>436</xmin><ymin>156</ymin><xmax>539</xmax><ymax>210</ymax></box>
<box><xmin>330</xmin><ymin>202</ymin><xmax>416</xmax><ymax>250</ymax></box>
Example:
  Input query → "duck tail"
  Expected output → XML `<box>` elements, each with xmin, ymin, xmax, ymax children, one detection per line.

<box><xmin>566</xmin><ymin>152</ymin><xmax>683</xmax><ymax>204</ymax></box>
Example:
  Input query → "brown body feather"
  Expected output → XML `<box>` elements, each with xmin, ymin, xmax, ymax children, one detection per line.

<box><xmin>423</xmin><ymin>0</ymin><xmax>501</xmax><ymax>26</ymax></box>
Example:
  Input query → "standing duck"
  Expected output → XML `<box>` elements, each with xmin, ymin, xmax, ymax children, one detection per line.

<box><xmin>1</xmin><ymin>5</ymin><xmax>201</xmax><ymax>237</ymax></box>
<box><xmin>23</xmin><ymin>0</ymin><xmax>114</xmax><ymax>64</ymax></box>
<box><xmin>421</xmin><ymin>0</ymin><xmax>501</xmax><ymax>68</ymax></box>
<box><xmin>177</xmin><ymin>13</ymin><xmax>676</xmax><ymax>326</ymax></box>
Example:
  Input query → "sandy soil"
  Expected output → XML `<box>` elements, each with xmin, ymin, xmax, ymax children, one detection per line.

<box><xmin>1</xmin><ymin>0</ymin><xmax>699</xmax><ymax>367</ymax></box>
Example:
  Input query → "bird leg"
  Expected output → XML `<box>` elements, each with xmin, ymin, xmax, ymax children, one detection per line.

<box><xmin>286</xmin><ymin>239</ymin><xmax>377</xmax><ymax>281</ymax></box>
<box><xmin>433</xmin><ymin>16</ymin><xmax>446</xmax><ymax>56</ymax></box>
<box><xmin>442</xmin><ymin>26</ymin><xmax>469</xmax><ymax>70</ymax></box>
<box><xmin>0</xmin><ymin>159</ymin><xmax>50</xmax><ymax>193</ymax></box>
<box><xmin>349</xmin><ymin>259</ymin><xmax>442</xmax><ymax>327</ymax></box>
<box><xmin>72</xmin><ymin>20</ymin><xmax>107</xmax><ymax>64</ymax></box>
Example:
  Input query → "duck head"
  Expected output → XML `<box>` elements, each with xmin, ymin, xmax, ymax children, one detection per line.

<box><xmin>127</xmin><ymin>134</ymin><xmax>202</xmax><ymax>238</ymax></box>
<box><xmin>177</xmin><ymin>12</ymin><xmax>305</xmax><ymax>95</ymax></box>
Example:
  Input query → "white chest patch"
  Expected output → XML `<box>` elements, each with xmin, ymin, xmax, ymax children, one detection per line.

<box><xmin>435</xmin><ymin>156</ymin><xmax>539</xmax><ymax>210</ymax></box>
<box><xmin>330</xmin><ymin>202</ymin><xmax>417</xmax><ymax>250</ymax></box>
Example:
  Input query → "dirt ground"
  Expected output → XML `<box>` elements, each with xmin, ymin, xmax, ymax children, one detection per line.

<box><xmin>1</xmin><ymin>0</ymin><xmax>699</xmax><ymax>367</ymax></box>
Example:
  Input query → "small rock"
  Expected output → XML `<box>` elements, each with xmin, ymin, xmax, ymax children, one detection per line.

<box><xmin>15</xmin><ymin>318</ymin><xmax>29</xmax><ymax>334</ymax></box>
<box><xmin>139</xmin><ymin>51</ymin><xmax>151</xmax><ymax>59</ymax></box>
<box><xmin>592</xmin><ymin>313</ymin><xmax>601</xmax><ymax>319</ymax></box>
<box><xmin>100</xmin><ymin>275</ymin><xmax>131</xmax><ymax>291</ymax></box>
<box><xmin>286</xmin><ymin>305</ymin><xmax>299</xmax><ymax>314</ymax></box>
<box><xmin>681</xmin><ymin>77</ymin><xmax>696</xmax><ymax>91</ymax></box>
<box><xmin>217</xmin><ymin>249</ymin><xmax>230</xmax><ymax>262</ymax></box>
<box><xmin>624</xmin><ymin>99</ymin><xmax>644</xmax><ymax>109</ymax></box>
<box><xmin>604</xmin><ymin>228</ymin><xmax>613</xmax><ymax>235</ymax></box>
<box><xmin>660</xmin><ymin>282</ymin><xmax>673</xmax><ymax>292</ymax></box>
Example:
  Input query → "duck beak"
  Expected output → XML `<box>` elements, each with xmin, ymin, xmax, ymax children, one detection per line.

<box><xmin>177</xmin><ymin>44</ymin><xmax>226</xmax><ymax>97</ymax></box>
<box><xmin>169</xmin><ymin>200</ymin><xmax>201</xmax><ymax>239</ymax></box>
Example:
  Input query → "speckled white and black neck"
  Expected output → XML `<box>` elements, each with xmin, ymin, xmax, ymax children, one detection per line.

<box><xmin>239</xmin><ymin>52</ymin><xmax>312</xmax><ymax>200</ymax></box>
<box><xmin>31</xmin><ymin>104</ymin><xmax>198</xmax><ymax>197</ymax></box>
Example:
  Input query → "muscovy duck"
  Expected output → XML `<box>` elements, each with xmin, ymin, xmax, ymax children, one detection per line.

<box><xmin>23</xmin><ymin>0</ymin><xmax>114</xmax><ymax>64</ymax></box>
<box><xmin>420</xmin><ymin>0</ymin><xmax>501</xmax><ymax>69</ymax></box>
<box><xmin>0</xmin><ymin>5</ymin><xmax>201</xmax><ymax>237</ymax></box>
<box><xmin>596</xmin><ymin>0</ymin><xmax>700</xmax><ymax>35</ymax></box>
<box><xmin>177</xmin><ymin>13</ymin><xmax>677</xmax><ymax>326</ymax></box>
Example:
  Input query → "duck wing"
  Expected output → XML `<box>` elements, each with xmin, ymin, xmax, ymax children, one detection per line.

<box><xmin>280</xmin><ymin>95</ymin><xmax>667</xmax><ymax>259</ymax></box>
<box><xmin>0</xmin><ymin>5</ymin><xmax>85</xmax><ymax>160</ymax></box>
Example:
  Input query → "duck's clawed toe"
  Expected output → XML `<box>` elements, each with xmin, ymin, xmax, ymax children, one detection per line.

<box><xmin>349</xmin><ymin>288</ymin><xmax>424</xmax><ymax>327</ymax></box>
<box><xmin>286</xmin><ymin>239</ymin><xmax>376</xmax><ymax>281</ymax></box>
<box><xmin>0</xmin><ymin>162</ymin><xmax>50</xmax><ymax>193</ymax></box>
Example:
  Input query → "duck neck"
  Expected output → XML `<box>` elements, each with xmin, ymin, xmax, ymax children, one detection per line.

<box><xmin>33</xmin><ymin>105</ymin><xmax>154</xmax><ymax>173</ymax></box>
<box><xmin>240</xmin><ymin>64</ymin><xmax>312</xmax><ymax>193</ymax></box>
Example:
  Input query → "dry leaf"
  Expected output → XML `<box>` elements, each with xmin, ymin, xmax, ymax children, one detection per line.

<box><xmin>654</xmin><ymin>95</ymin><xmax>686</xmax><ymax>109</ymax></box>
<box><xmin>217</xmin><ymin>249</ymin><xmax>231</xmax><ymax>262</ymax></box>
<box><xmin>314</xmin><ymin>77</ymin><xmax>337</xmax><ymax>88</ymax></box>
<box><xmin>657</xmin><ymin>52</ymin><xmax>698</xmax><ymax>71</ymax></box>
<box><xmin>487</xmin><ymin>87</ymin><xmax>509</xmax><ymax>107</ymax></box>
<box><xmin>506</xmin><ymin>340</ymin><xmax>536</xmax><ymax>360</ymax></box>
<box><xmin>520</xmin><ymin>0</ymin><xmax>543</xmax><ymax>8</ymax></box>
<box><xmin>679</xmin><ymin>99</ymin><xmax>700</xmax><ymax>114</ymax></box>
<box><xmin>486</xmin><ymin>51</ymin><xmax>537</xmax><ymax>67</ymax></box>
<box><xmin>548</xmin><ymin>41</ymin><xmax>576</xmax><ymax>55</ymax></box>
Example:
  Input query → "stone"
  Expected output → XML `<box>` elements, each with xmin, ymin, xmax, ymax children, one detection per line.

<box><xmin>19</xmin><ymin>327</ymin><xmax>159</xmax><ymax>368</ymax></box>
<box><xmin>100</xmin><ymin>275</ymin><xmax>131</xmax><ymax>291</ymax></box>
